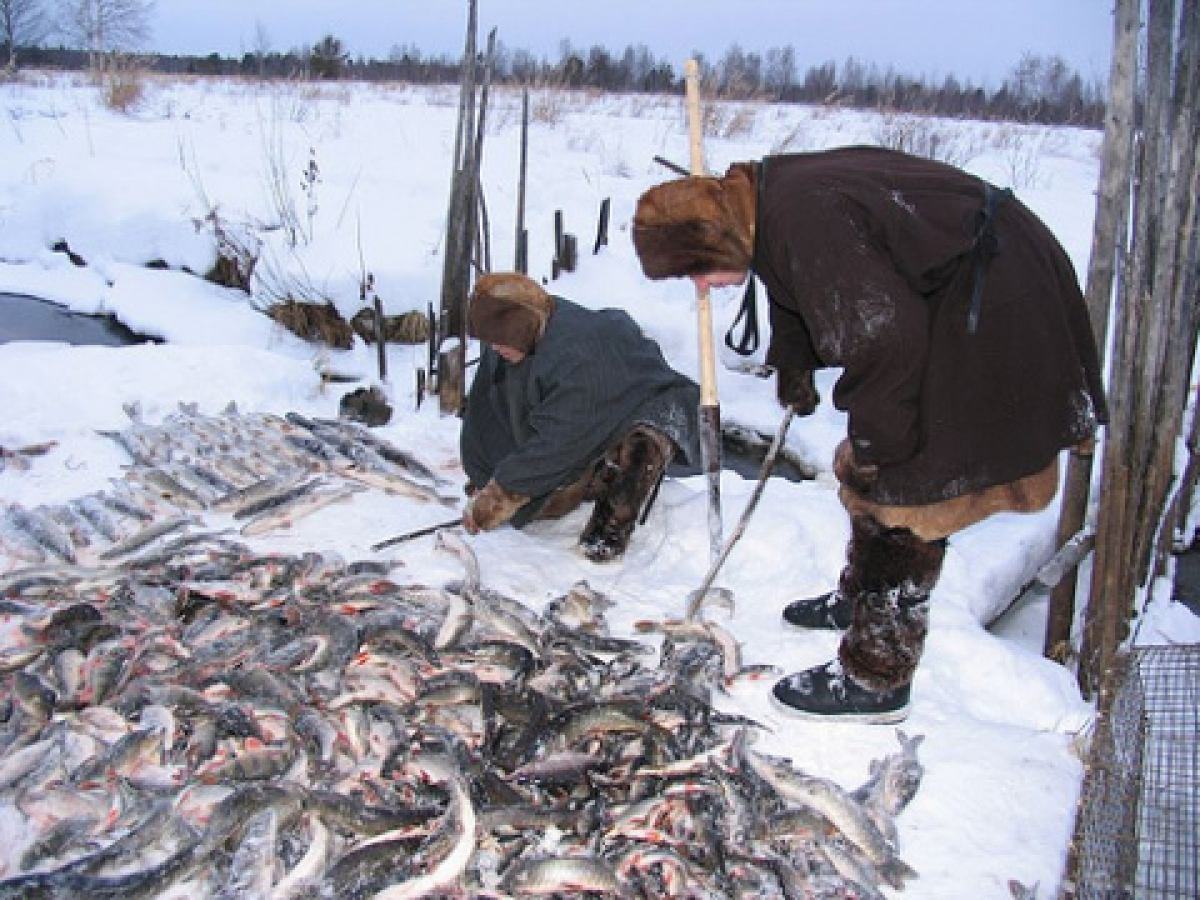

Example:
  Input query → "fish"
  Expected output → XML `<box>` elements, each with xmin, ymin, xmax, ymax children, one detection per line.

<box><xmin>239</xmin><ymin>484</ymin><xmax>365</xmax><ymax>537</ymax></box>
<box><xmin>68</xmin><ymin>495</ymin><xmax>124</xmax><ymax>543</ymax></box>
<box><xmin>209</xmin><ymin>473</ymin><xmax>305</xmax><ymax>514</ymax></box>
<box><xmin>212</xmin><ymin>807</ymin><xmax>278</xmax><ymax>899</ymax></box>
<box><xmin>435</xmin><ymin>529</ymin><xmax>481</xmax><ymax>600</ymax></box>
<box><xmin>501</xmin><ymin>855</ymin><xmax>631</xmax><ymax>897</ymax></box>
<box><xmin>365</xmin><ymin>776</ymin><xmax>476</xmax><ymax>899</ymax></box>
<box><xmin>753</xmin><ymin>763</ymin><xmax>915</xmax><ymax>891</ymax></box>
<box><xmin>851</xmin><ymin>729</ymin><xmax>926</xmax><ymax>819</ymax></box>
<box><xmin>70</xmin><ymin>727</ymin><xmax>165</xmax><ymax>787</ymax></box>
<box><xmin>0</xmin><ymin>441</ymin><xmax>934</xmax><ymax>900</ymax></box>
<box><xmin>125</xmin><ymin>465</ymin><xmax>212</xmax><ymax>510</ymax></box>
<box><xmin>0</xmin><ymin>736</ymin><xmax>65</xmax><ymax>791</ymax></box>
<box><xmin>333</xmin><ymin>462</ymin><xmax>459</xmax><ymax>506</ymax></box>
<box><xmin>5</xmin><ymin>504</ymin><xmax>77</xmax><ymax>564</ymax></box>
<box><xmin>231</xmin><ymin>477</ymin><xmax>327</xmax><ymax>521</ymax></box>
<box><xmin>98</xmin><ymin>515</ymin><xmax>195</xmax><ymax>560</ymax></box>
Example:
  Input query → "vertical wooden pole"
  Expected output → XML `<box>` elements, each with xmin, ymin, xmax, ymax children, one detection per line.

<box><xmin>1044</xmin><ymin>0</ymin><xmax>1139</xmax><ymax>661</ymax></box>
<box><xmin>685</xmin><ymin>58</ymin><xmax>724</xmax><ymax>562</ymax></box>
<box><xmin>515</xmin><ymin>89</ymin><xmax>529</xmax><ymax>274</ymax></box>
<box><xmin>436</xmin><ymin>0</ymin><xmax>478</xmax><ymax>410</ymax></box>
<box><xmin>594</xmin><ymin>197</ymin><xmax>610</xmax><ymax>254</ymax></box>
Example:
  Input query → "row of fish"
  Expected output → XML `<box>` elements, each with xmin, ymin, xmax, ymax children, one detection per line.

<box><xmin>0</xmin><ymin>518</ymin><xmax>927</xmax><ymax>898</ymax></box>
<box><xmin>0</xmin><ymin>402</ymin><xmax>458</xmax><ymax>573</ymax></box>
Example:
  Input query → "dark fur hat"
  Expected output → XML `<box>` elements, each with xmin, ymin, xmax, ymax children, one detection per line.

<box><xmin>467</xmin><ymin>272</ymin><xmax>554</xmax><ymax>353</ymax></box>
<box><xmin>632</xmin><ymin>163</ymin><xmax>757</xmax><ymax>280</ymax></box>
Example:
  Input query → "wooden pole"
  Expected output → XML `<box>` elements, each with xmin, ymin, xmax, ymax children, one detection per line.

<box><xmin>594</xmin><ymin>198</ymin><xmax>610</xmax><ymax>254</ymax></box>
<box><xmin>685</xmin><ymin>58</ymin><xmax>724</xmax><ymax>562</ymax></box>
<box><xmin>1044</xmin><ymin>0</ymin><xmax>1139</xmax><ymax>661</ymax></box>
<box><xmin>435</xmin><ymin>0</ymin><xmax>478</xmax><ymax>409</ymax></box>
<box><xmin>514</xmin><ymin>89</ymin><xmax>529</xmax><ymax>273</ymax></box>
<box><xmin>471</xmin><ymin>28</ymin><xmax>497</xmax><ymax>278</ymax></box>
<box><xmin>1080</xmin><ymin>0</ymin><xmax>1199</xmax><ymax>695</ymax></box>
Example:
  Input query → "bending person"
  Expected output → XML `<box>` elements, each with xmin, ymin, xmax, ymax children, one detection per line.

<box><xmin>460</xmin><ymin>272</ymin><xmax>700</xmax><ymax>562</ymax></box>
<box><xmin>633</xmin><ymin>146</ymin><xmax>1107</xmax><ymax>722</ymax></box>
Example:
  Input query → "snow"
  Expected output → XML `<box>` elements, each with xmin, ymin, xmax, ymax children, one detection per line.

<box><xmin>1</xmin><ymin>71</ymin><xmax>1197</xmax><ymax>898</ymax></box>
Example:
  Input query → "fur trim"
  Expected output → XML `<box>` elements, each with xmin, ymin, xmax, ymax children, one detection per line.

<box><xmin>465</xmin><ymin>478</ymin><xmax>530</xmax><ymax>532</ymax></box>
<box><xmin>839</xmin><ymin>457</ymin><xmax>1061</xmax><ymax>541</ymax></box>
<box><xmin>837</xmin><ymin>516</ymin><xmax>946</xmax><ymax>691</ymax></box>
<box><xmin>468</xmin><ymin>272</ymin><xmax>554</xmax><ymax>352</ymax></box>
<box><xmin>632</xmin><ymin>165</ymin><xmax>756</xmax><ymax>280</ymax></box>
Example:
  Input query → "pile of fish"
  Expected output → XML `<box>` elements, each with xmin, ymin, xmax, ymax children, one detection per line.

<box><xmin>0</xmin><ymin>403</ymin><xmax>926</xmax><ymax>897</ymax></box>
<box><xmin>0</xmin><ymin>402</ymin><xmax>458</xmax><ymax>573</ymax></box>
<box><xmin>0</xmin><ymin>521</ymin><xmax>924</xmax><ymax>898</ymax></box>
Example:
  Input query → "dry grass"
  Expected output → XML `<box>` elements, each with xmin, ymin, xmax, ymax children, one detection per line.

<box><xmin>101</xmin><ymin>60</ymin><xmax>148</xmax><ymax>113</ymax></box>
<box><xmin>870</xmin><ymin>111</ymin><xmax>984</xmax><ymax>168</ymax></box>
<box><xmin>266</xmin><ymin>300</ymin><xmax>354</xmax><ymax>349</ymax></box>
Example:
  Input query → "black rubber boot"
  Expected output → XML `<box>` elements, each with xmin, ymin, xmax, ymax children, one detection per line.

<box><xmin>782</xmin><ymin>590</ymin><xmax>854</xmax><ymax>631</ymax></box>
<box><xmin>579</xmin><ymin>426</ymin><xmax>674</xmax><ymax>563</ymax></box>
<box><xmin>771</xmin><ymin>660</ymin><xmax>911</xmax><ymax>724</ymax></box>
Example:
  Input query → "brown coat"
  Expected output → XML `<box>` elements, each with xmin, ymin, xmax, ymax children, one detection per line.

<box><xmin>751</xmin><ymin>147</ymin><xmax>1107</xmax><ymax>515</ymax></box>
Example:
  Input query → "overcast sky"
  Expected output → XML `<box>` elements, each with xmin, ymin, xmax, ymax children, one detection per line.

<box><xmin>149</xmin><ymin>0</ymin><xmax>1114</xmax><ymax>87</ymax></box>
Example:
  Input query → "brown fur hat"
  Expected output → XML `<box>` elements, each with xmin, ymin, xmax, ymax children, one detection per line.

<box><xmin>467</xmin><ymin>272</ymin><xmax>554</xmax><ymax>352</ymax></box>
<box><xmin>632</xmin><ymin>163</ymin><xmax>757</xmax><ymax>280</ymax></box>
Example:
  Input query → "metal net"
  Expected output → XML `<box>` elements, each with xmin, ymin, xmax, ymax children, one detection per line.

<box><xmin>1065</xmin><ymin>644</ymin><xmax>1200</xmax><ymax>899</ymax></box>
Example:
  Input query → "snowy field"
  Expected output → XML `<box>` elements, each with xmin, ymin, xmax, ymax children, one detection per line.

<box><xmin>2</xmin><ymin>71</ymin><xmax>1198</xmax><ymax>898</ymax></box>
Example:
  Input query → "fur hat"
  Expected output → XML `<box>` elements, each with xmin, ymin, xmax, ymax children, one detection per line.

<box><xmin>632</xmin><ymin>163</ymin><xmax>757</xmax><ymax>280</ymax></box>
<box><xmin>467</xmin><ymin>272</ymin><xmax>554</xmax><ymax>352</ymax></box>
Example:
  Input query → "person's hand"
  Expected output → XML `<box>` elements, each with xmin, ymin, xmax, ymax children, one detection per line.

<box><xmin>833</xmin><ymin>438</ymin><xmax>879</xmax><ymax>495</ymax></box>
<box><xmin>461</xmin><ymin>479</ymin><xmax>529</xmax><ymax>534</ymax></box>
<box><xmin>776</xmin><ymin>367</ymin><xmax>820</xmax><ymax>415</ymax></box>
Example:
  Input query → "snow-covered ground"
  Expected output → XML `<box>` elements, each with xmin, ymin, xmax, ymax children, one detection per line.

<box><xmin>2</xmin><ymin>71</ymin><xmax>1198</xmax><ymax>898</ymax></box>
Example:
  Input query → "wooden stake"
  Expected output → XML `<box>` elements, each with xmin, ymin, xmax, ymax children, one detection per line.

<box><xmin>685</xmin><ymin>58</ymin><xmax>724</xmax><ymax>563</ymax></box>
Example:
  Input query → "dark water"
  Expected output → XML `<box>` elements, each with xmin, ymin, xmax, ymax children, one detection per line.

<box><xmin>1</xmin><ymin>293</ymin><xmax>154</xmax><ymax>347</ymax></box>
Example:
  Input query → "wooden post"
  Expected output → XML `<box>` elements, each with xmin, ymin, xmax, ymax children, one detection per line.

<box><xmin>594</xmin><ymin>197</ymin><xmax>610</xmax><ymax>254</ymax></box>
<box><xmin>1044</xmin><ymin>0</ymin><xmax>1139</xmax><ymax>661</ymax></box>
<box><xmin>1080</xmin><ymin>0</ymin><xmax>1200</xmax><ymax>696</ymax></box>
<box><xmin>560</xmin><ymin>234</ymin><xmax>577</xmax><ymax>273</ymax></box>
<box><xmin>373</xmin><ymin>291</ymin><xmax>387</xmax><ymax>384</ymax></box>
<box><xmin>435</xmin><ymin>0</ymin><xmax>478</xmax><ymax>408</ymax></box>
<box><xmin>685</xmin><ymin>58</ymin><xmax>724</xmax><ymax>562</ymax></box>
<box><xmin>436</xmin><ymin>6</ymin><xmax>495</xmax><ymax>417</ymax></box>
<box><xmin>471</xmin><ymin>28</ymin><xmax>497</xmax><ymax>278</ymax></box>
<box><xmin>552</xmin><ymin>209</ymin><xmax>564</xmax><ymax>279</ymax></box>
<box><xmin>515</xmin><ymin>89</ymin><xmax>529</xmax><ymax>273</ymax></box>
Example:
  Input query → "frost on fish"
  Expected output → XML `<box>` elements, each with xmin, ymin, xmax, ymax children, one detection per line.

<box><xmin>0</xmin><ymin>523</ymin><xmax>927</xmax><ymax>898</ymax></box>
<box><xmin>0</xmin><ymin>403</ymin><xmax>926</xmax><ymax>899</ymax></box>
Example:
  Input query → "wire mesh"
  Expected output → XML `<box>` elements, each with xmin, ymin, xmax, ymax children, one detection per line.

<box><xmin>1065</xmin><ymin>644</ymin><xmax>1200</xmax><ymax>899</ymax></box>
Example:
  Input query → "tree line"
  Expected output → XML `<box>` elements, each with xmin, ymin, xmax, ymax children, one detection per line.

<box><xmin>2</xmin><ymin>0</ymin><xmax>1105</xmax><ymax>129</ymax></box>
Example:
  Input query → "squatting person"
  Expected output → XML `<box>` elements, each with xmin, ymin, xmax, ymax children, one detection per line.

<box><xmin>459</xmin><ymin>271</ymin><xmax>701</xmax><ymax>562</ymax></box>
<box><xmin>632</xmin><ymin>145</ymin><xmax>1108</xmax><ymax>722</ymax></box>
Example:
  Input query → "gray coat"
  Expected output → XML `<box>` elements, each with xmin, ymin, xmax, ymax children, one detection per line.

<box><xmin>460</xmin><ymin>297</ymin><xmax>700</xmax><ymax>525</ymax></box>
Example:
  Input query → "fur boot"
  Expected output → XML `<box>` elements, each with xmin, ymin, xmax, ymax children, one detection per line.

<box><xmin>579</xmin><ymin>425</ymin><xmax>675</xmax><ymax>562</ymax></box>
<box><xmin>837</xmin><ymin>515</ymin><xmax>947</xmax><ymax>692</ymax></box>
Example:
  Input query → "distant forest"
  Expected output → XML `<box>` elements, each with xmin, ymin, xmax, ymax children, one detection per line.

<box><xmin>11</xmin><ymin>38</ymin><xmax>1106</xmax><ymax>128</ymax></box>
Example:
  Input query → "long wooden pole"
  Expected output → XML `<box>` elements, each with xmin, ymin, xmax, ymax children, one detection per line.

<box><xmin>685</xmin><ymin>59</ymin><xmax>723</xmax><ymax>562</ymax></box>
<box><xmin>1044</xmin><ymin>0</ymin><xmax>1138</xmax><ymax>661</ymax></box>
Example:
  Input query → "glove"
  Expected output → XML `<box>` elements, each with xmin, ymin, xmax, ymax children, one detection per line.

<box><xmin>775</xmin><ymin>367</ymin><xmax>820</xmax><ymax>416</ymax></box>
<box><xmin>462</xmin><ymin>479</ymin><xmax>530</xmax><ymax>534</ymax></box>
<box><xmin>833</xmin><ymin>438</ymin><xmax>879</xmax><ymax>495</ymax></box>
